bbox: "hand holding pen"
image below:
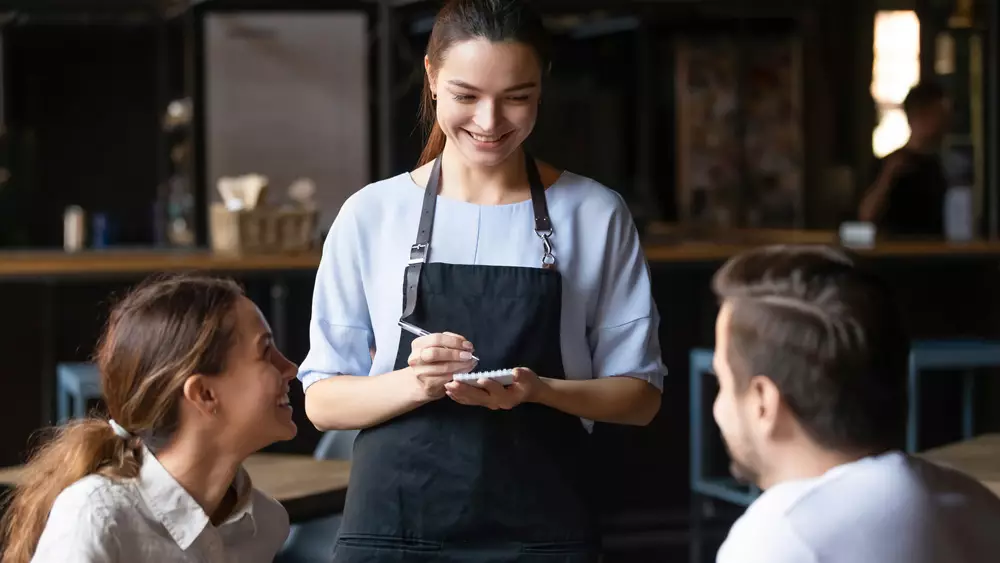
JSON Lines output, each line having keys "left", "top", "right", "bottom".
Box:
{"left": 399, "top": 320, "right": 479, "bottom": 401}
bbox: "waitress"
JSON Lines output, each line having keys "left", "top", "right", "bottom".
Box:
{"left": 298, "top": 0, "right": 665, "bottom": 560}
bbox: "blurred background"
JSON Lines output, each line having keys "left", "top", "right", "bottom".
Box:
{"left": 0, "top": 0, "right": 997, "bottom": 561}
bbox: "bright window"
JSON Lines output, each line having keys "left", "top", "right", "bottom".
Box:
{"left": 871, "top": 11, "right": 920, "bottom": 157}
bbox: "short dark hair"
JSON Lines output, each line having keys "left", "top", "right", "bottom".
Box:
{"left": 712, "top": 245, "right": 909, "bottom": 453}
{"left": 902, "top": 81, "right": 947, "bottom": 116}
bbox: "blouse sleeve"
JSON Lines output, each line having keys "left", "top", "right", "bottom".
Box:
{"left": 588, "top": 194, "right": 666, "bottom": 390}
{"left": 297, "top": 195, "right": 376, "bottom": 392}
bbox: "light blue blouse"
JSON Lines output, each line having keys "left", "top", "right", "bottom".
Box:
{"left": 298, "top": 170, "right": 666, "bottom": 428}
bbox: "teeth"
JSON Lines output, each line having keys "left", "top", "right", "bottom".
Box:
{"left": 469, "top": 132, "right": 504, "bottom": 143}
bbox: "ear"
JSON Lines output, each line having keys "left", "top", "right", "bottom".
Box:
{"left": 746, "top": 375, "right": 781, "bottom": 435}
{"left": 182, "top": 374, "right": 219, "bottom": 418}
{"left": 424, "top": 55, "right": 436, "bottom": 93}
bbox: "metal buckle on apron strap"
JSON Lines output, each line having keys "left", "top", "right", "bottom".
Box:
{"left": 409, "top": 242, "right": 428, "bottom": 265}
{"left": 536, "top": 229, "right": 556, "bottom": 269}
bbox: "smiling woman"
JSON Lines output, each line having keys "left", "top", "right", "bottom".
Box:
{"left": 0, "top": 275, "right": 298, "bottom": 563}
{"left": 298, "top": 0, "right": 667, "bottom": 561}
{"left": 416, "top": 0, "right": 551, "bottom": 169}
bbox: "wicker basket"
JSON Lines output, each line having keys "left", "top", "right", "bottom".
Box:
{"left": 209, "top": 202, "right": 318, "bottom": 254}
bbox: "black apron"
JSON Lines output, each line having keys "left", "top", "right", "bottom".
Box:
{"left": 333, "top": 152, "right": 598, "bottom": 562}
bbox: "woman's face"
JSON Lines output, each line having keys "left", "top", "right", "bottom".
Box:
{"left": 211, "top": 297, "right": 298, "bottom": 453}
{"left": 427, "top": 38, "right": 542, "bottom": 168}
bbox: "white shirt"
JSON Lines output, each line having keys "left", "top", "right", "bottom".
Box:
{"left": 31, "top": 446, "right": 289, "bottom": 563}
{"left": 297, "top": 171, "right": 667, "bottom": 430}
{"left": 716, "top": 451, "right": 1000, "bottom": 563}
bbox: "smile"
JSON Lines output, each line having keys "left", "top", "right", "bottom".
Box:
{"left": 465, "top": 130, "right": 511, "bottom": 144}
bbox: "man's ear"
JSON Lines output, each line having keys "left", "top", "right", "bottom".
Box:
{"left": 747, "top": 374, "right": 781, "bottom": 436}
{"left": 182, "top": 374, "right": 219, "bottom": 417}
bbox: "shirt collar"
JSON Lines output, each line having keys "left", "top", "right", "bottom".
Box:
{"left": 136, "top": 446, "right": 258, "bottom": 550}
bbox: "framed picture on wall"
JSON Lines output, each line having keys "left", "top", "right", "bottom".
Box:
{"left": 675, "top": 34, "right": 805, "bottom": 229}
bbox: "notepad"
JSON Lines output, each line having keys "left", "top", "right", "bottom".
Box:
{"left": 452, "top": 369, "right": 515, "bottom": 387}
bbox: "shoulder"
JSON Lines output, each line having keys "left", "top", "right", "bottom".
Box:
{"left": 34, "top": 475, "right": 134, "bottom": 556}
{"left": 718, "top": 488, "right": 818, "bottom": 563}
{"left": 331, "top": 173, "right": 417, "bottom": 226}
{"left": 549, "top": 170, "right": 634, "bottom": 228}
{"left": 249, "top": 488, "right": 290, "bottom": 542}
{"left": 49, "top": 474, "right": 135, "bottom": 524}
{"left": 323, "top": 173, "right": 418, "bottom": 247}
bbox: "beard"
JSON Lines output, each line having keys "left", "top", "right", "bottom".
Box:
{"left": 723, "top": 435, "right": 761, "bottom": 487}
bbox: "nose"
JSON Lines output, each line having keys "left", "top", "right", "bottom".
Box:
{"left": 473, "top": 99, "right": 499, "bottom": 132}
{"left": 274, "top": 348, "right": 298, "bottom": 381}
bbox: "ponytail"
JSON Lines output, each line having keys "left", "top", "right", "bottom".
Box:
{"left": 0, "top": 418, "right": 141, "bottom": 563}
{"left": 417, "top": 72, "right": 447, "bottom": 167}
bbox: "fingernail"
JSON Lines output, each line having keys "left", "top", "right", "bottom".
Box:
{"left": 459, "top": 351, "right": 472, "bottom": 360}
{"left": 463, "top": 341, "right": 474, "bottom": 350}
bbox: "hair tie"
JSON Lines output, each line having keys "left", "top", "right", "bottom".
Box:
{"left": 108, "top": 419, "right": 133, "bottom": 439}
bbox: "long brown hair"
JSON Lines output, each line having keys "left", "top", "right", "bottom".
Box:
{"left": 417, "top": 0, "right": 552, "bottom": 167}
{"left": 0, "top": 275, "right": 244, "bottom": 563}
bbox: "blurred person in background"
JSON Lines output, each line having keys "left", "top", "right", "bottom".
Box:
{"left": 858, "top": 81, "right": 952, "bottom": 237}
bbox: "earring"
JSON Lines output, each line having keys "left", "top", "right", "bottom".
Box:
{"left": 431, "top": 92, "right": 437, "bottom": 100}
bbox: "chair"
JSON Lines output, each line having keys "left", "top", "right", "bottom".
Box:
{"left": 56, "top": 362, "right": 102, "bottom": 423}
{"left": 906, "top": 339, "right": 1000, "bottom": 453}
{"left": 690, "top": 339, "right": 1000, "bottom": 507}
{"left": 276, "top": 429, "right": 358, "bottom": 563}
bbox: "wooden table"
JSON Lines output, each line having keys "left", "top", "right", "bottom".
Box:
{"left": 0, "top": 453, "right": 350, "bottom": 524}
{"left": 245, "top": 453, "right": 350, "bottom": 523}
{"left": 920, "top": 433, "right": 1000, "bottom": 497}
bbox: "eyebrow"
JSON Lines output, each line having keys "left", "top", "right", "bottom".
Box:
{"left": 446, "top": 79, "right": 538, "bottom": 92}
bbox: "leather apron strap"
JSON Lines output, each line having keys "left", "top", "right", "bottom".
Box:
{"left": 401, "top": 151, "right": 554, "bottom": 320}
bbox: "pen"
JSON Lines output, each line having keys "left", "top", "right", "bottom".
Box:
{"left": 398, "top": 320, "right": 479, "bottom": 362}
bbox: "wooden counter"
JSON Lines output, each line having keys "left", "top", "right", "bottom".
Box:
{"left": 0, "top": 249, "right": 322, "bottom": 278}
{"left": 642, "top": 239, "right": 1000, "bottom": 262}
{"left": 640, "top": 224, "right": 1000, "bottom": 262}
{"left": 4, "top": 238, "right": 1000, "bottom": 278}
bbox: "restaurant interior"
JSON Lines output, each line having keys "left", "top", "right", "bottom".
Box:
{"left": 0, "top": 0, "right": 998, "bottom": 561}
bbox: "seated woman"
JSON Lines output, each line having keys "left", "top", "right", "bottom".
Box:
{"left": 0, "top": 275, "right": 299, "bottom": 563}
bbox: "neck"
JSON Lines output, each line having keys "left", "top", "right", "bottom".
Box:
{"left": 438, "top": 143, "right": 529, "bottom": 205}
{"left": 757, "top": 441, "right": 883, "bottom": 490}
{"left": 154, "top": 434, "right": 243, "bottom": 525}
{"left": 906, "top": 134, "right": 938, "bottom": 154}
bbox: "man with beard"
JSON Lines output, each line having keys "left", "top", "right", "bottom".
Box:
{"left": 710, "top": 245, "right": 1000, "bottom": 563}
{"left": 858, "top": 81, "right": 951, "bottom": 237}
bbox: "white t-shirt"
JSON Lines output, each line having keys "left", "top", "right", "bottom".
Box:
{"left": 716, "top": 451, "right": 1000, "bottom": 563}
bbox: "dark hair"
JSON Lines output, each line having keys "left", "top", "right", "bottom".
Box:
{"left": 712, "top": 245, "right": 909, "bottom": 453}
{"left": 417, "top": 0, "right": 551, "bottom": 166}
{"left": 0, "top": 275, "right": 244, "bottom": 563}
{"left": 902, "top": 80, "right": 947, "bottom": 117}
